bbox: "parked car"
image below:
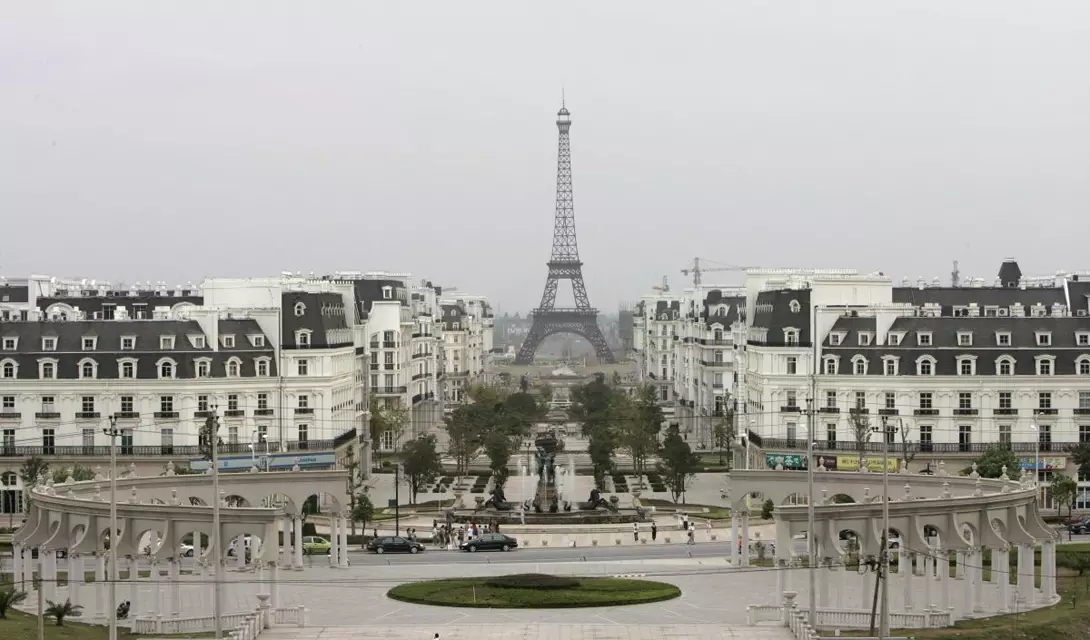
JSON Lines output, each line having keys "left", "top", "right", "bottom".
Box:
{"left": 460, "top": 533, "right": 518, "bottom": 552}
{"left": 367, "top": 536, "right": 425, "bottom": 554}
{"left": 179, "top": 543, "right": 195, "bottom": 557}
{"left": 1068, "top": 516, "right": 1090, "bottom": 535}
{"left": 302, "top": 536, "right": 332, "bottom": 555}
{"left": 227, "top": 535, "right": 253, "bottom": 557}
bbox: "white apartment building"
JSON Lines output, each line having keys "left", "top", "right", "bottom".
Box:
{"left": 438, "top": 294, "right": 494, "bottom": 407}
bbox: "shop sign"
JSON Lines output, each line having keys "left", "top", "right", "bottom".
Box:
{"left": 1016, "top": 456, "right": 1065, "bottom": 471}
{"left": 189, "top": 452, "right": 336, "bottom": 472}
{"left": 766, "top": 452, "right": 808, "bottom": 470}
{"left": 830, "top": 455, "right": 898, "bottom": 473}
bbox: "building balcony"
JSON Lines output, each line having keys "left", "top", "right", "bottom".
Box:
{"left": 699, "top": 339, "right": 732, "bottom": 346}
{"left": 780, "top": 406, "right": 802, "bottom": 413}
{"left": 819, "top": 407, "right": 840, "bottom": 414}
{"left": 194, "top": 410, "right": 212, "bottom": 419}
{"left": 369, "top": 342, "right": 380, "bottom": 349}
{"left": 412, "top": 352, "right": 429, "bottom": 360}
{"left": 878, "top": 408, "right": 899, "bottom": 416}
{"left": 994, "top": 408, "right": 1018, "bottom": 416}
{"left": 76, "top": 411, "right": 100, "bottom": 420}
{"left": 1074, "top": 408, "right": 1090, "bottom": 416}
{"left": 373, "top": 386, "right": 408, "bottom": 395}
{"left": 154, "top": 411, "right": 179, "bottom": 419}
{"left": 0, "top": 412, "right": 21, "bottom": 420}
{"left": 383, "top": 363, "right": 396, "bottom": 370}
{"left": 412, "top": 394, "right": 423, "bottom": 405}
{"left": 224, "top": 410, "right": 246, "bottom": 418}
{"left": 759, "top": 437, "right": 1055, "bottom": 455}
{"left": 953, "top": 408, "right": 979, "bottom": 416}
{"left": 35, "top": 412, "right": 61, "bottom": 420}
{"left": 412, "top": 372, "right": 428, "bottom": 381}
{"left": 113, "top": 412, "right": 140, "bottom": 420}
{"left": 1034, "top": 408, "right": 1058, "bottom": 416}
{"left": 382, "top": 341, "right": 397, "bottom": 348}
{"left": 254, "top": 409, "right": 275, "bottom": 416}
{"left": 849, "top": 408, "right": 869, "bottom": 415}
{"left": 700, "top": 360, "right": 729, "bottom": 367}
{"left": 914, "top": 409, "right": 938, "bottom": 416}
{"left": 294, "top": 408, "right": 314, "bottom": 415}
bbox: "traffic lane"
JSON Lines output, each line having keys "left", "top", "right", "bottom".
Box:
{"left": 345, "top": 541, "right": 738, "bottom": 565}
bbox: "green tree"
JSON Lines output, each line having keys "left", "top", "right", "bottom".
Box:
{"left": 966, "top": 446, "right": 1019, "bottom": 479}
{"left": 1051, "top": 472, "right": 1078, "bottom": 518}
{"left": 847, "top": 410, "right": 872, "bottom": 465}
{"left": 571, "top": 375, "right": 621, "bottom": 488}
{"left": 761, "top": 499, "right": 775, "bottom": 520}
{"left": 52, "top": 464, "right": 95, "bottom": 484}
{"left": 712, "top": 409, "right": 736, "bottom": 467}
{"left": 400, "top": 435, "right": 442, "bottom": 504}
{"left": 467, "top": 383, "right": 507, "bottom": 407}
{"left": 44, "top": 598, "right": 82, "bottom": 625}
{"left": 615, "top": 386, "right": 663, "bottom": 482}
{"left": 1069, "top": 443, "right": 1090, "bottom": 480}
{"left": 350, "top": 492, "right": 374, "bottom": 545}
{"left": 0, "top": 587, "right": 28, "bottom": 618}
{"left": 443, "top": 406, "right": 483, "bottom": 476}
{"left": 898, "top": 420, "right": 917, "bottom": 466}
{"left": 484, "top": 430, "right": 513, "bottom": 489}
{"left": 19, "top": 456, "right": 49, "bottom": 488}
{"left": 657, "top": 425, "right": 699, "bottom": 503}
{"left": 538, "top": 383, "right": 554, "bottom": 404}
{"left": 1057, "top": 552, "right": 1090, "bottom": 577}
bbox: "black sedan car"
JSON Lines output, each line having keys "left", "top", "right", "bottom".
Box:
{"left": 1068, "top": 516, "right": 1090, "bottom": 535}
{"left": 460, "top": 533, "right": 518, "bottom": 552}
{"left": 366, "top": 536, "right": 426, "bottom": 554}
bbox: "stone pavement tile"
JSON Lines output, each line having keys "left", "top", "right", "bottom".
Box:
{"left": 261, "top": 624, "right": 793, "bottom": 640}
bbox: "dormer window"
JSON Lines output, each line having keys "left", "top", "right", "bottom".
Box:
{"left": 39, "top": 359, "right": 57, "bottom": 379}
{"left": 78, "top": 358, "right": 97, "bottom": 379}
{"left": 858, "top": 332, "right": 873, "bottom": 346}
{"left": 119, "top": 358, "right": 136, "bottom": 379}
{"left": 917, "top": 332, "right": 932, "bottom": 346}
{"left": 121, "top": 336, "right": 135, "bottom": 350}
{"left": 382, "top": 286, "right": 392, "bottom": 300}
{"left": 159, "top": 336, "right": 175, "bottom": 350}
{"left": 255, "top": 357, "right": 270, "bottom": 376}
{"left": 195, "top": 358, "right": 211, "bottom": 378}
{"left": 882, "top": 356, "right": 899, "bottom": 376}
{"left": 42, "top": 337, "right": 57, "bottom": 351}
{"left": 296, "top": 329, "right": 312, "bottom": 347}
{"left": 829, "top": 333, "right": 844, "bottom": 346}
{"left": 1036, "top": 332, "right": 1052, "bottom": 347}
{"left": 957, "top": 332, "right": 973, "bottom": 347}
{"left": 452, "top": 322, "right": 460, "bottom": 330}
{"left": 251, "top": 335, "right": 266, "bottom": 347}
{"left": 294, "top": 302, "right": 306, "bottom": 317}
{"left": 1036, "top": 355, "right": 1056, "bottom": 376}
{"left": 0, "top": 359, "right": 16, "bottom": 378}
{"left": 1076, "top": 356, "right": 1090, "bottom": 376}
{"left": 996, "top": 355, "right": 1015, "bottom": 376}
{"left": 996, "top": 332, "right": 1011, "bottom": 346}
{"left": 789, "top": 299, "right": 801, "bottom": 313}
{"left": 222, "top": 335, "right": 236, "bottom": 348}
{"left": 887, "top": 333, "right": 903, "bottom": 346}
{"left": 1077, "top": 332, "right": 1090, "bottom": 347}
{"left": 157, "top": 358, "right": 176, "bottom": 379}
{"left": 851, "top": 355, "right": 868, "bottom": 375}
{"left": 957, "top": 355, "right": 977, "bottom": 376}
{"left": 783, "top": 328, "right": 799, "bottom": 346}
{"left": 1, "top": 337, "right": 16, "bottom": 351}
{"left": 226, "top": 357, "right": 241, "bottom": 377}
{"left": 82, "top": 337, "right": 97, "bottom": 351}
{"left": 192, "top": 335, "right": 206, "bottom": 349}
{"left": 822, "top": 356, "right": 839, "bottom": 375}
{"left": 916, "top": 355, "right": 936, "bottom": 376}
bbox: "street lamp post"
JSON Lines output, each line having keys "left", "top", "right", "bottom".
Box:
{"left": 103, "top": 416, "right": 121, "bottom": 640}
{"left": 1029, "top": 424, "right": 1040, "bottom": 497}
{"left": 806, "top": 397, "right": 816, "bottom": 627}
{"left": 878, "top": 416, "right": 891, "bottom": 639}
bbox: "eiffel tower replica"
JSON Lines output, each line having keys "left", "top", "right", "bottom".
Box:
{"left": 516, "top": 102, "right": 616, "bottom": 365}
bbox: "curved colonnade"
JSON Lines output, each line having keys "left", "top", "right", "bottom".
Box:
{"left": 10, "top": 463, "right": 350, "bottom": 631}
{"left": 729, "top": 461, "right": 1060, "bottom": 634}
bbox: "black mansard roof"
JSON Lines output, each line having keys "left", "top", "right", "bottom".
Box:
{"left": 0, "top": 284, "right": 29, "bottom": 303}
{"left": 651, "top": 300, "right": 680, "bottom": 319}
{"left": 350, "top": 279, "right": 408, "bottom": 319}
{"left": 38, "top": 292, "right": 204, "bottom": 317}
{"left": 0, "top": 319, "right": 276, "bottom": 379}
{"left": 891, "top": 286, "right": 1066, "bottom": 315}
{"left": 750, "top": 289, "right": 811, "bottom": 346}
{"left": 821, "top": 315, "right": 1090, "bottom": 376}
{"left": 440, "top": 304, "right": 465, "bottom": 331}
{"left": 281, "top": 292, "right": 350, "bottom": 349}
{"left": 701, "top": 290, "right": 745, "bottom": 325}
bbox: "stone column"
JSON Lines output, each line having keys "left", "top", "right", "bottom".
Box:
{"left": 95, "top": 552, "right": 106, "bottom": 623}
{"left": 1043, "top": 540, "right": 1056, "bottom": 601}
{"left": 147, "top": 561, "right": 158, "bottom": 617}
{"left": 270, "top": 562, "right": 280, "bottom": 610}
{"left": 955, "top": 551, "right": 965, "bottom": 580}
{"left": 170, "top": 559, "right": 180, "bottom": 618}
{"left": 21, "top": 546, "right": 32, "bottom": 587}
{"left": 817, "top": 559, "right": 830, "bottom": 608}
{"left": 194, "top": 530, "right": 201, "bottom": 559}
{"left": 862, "top": 563, "right": 872, "bottom": 609}
{"left": 938, "top": 548, "right": 951, "bottom": 617}
{"left": 42, "top": 550, "right": 54, "bottom": 602}
{"left": 338, "top": 516, "right": 350, "bottom": 568}
{"left": 775, "top": 558, "right": 785, "bottom": 596}
{"left": 328, "top": 518, "right": 339, "bottom": 568}
{"left": 740, "top": 513, "right": 750, "bottom": 568}
{"left": 13, "top": 544, "right": 23, "bottom": 590}
{"left": 292, "top": 517, "right": 304, "bottom": 570}
{"left": 973, "top": 548, "right": 985, "bottom": 613}
{"left": 997, "top": 547, "right": 1011, "bottom": 613}
{"left": 236, "top": 537, "right": 246, "bottom": 569}
{"left": 129, "top": 556, "right": 140, "bottom": 614}
{"left": 962, "top": 549, "right": 974, "bottom": 616}
{"left": 923, "top": 552, "right": 933, "bottom": 611}
{"left": 903, "top": 552, "right": 914, "bottom": 610}
{"left": 1016, "top": 544, "right": 1031, "bottom": 606}
{"left": 68, "top": 553, "right": 81, "bottom": 608}
{"left": 730, "top": 513, "right": 739, "bottom": 566}
{"left": 834, "top": 559, "right": 844, "bottom": 610}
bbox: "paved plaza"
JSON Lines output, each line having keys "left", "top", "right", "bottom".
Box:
{"left": 262, "top": 623, "right": 793, "bottom": 640}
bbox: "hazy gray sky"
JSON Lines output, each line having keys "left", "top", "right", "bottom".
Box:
{"left": 3, "top": 1, "right": 1088, "bottom": 312}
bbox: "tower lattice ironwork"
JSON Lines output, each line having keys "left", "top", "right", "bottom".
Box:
{"left": 516, "top": 103, "right": 616, "bottom": 365}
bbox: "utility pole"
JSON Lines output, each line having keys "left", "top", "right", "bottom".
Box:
{"left": 394, "top": 463, "right": 402, "bottom": 536}
{"left": 878, "top": 416, "right": 891, "bottom": 638}
{"left": 103, "top": 416, "right": 120, "bottom": 640}
{"left": 37, "top": 568, "right": 43, "bottom": 640}
{"left": 203, "top": 409, "right": 224, "bottom": 639}
{"left": 805, "top": 397, "right": 816, "bottom": 628}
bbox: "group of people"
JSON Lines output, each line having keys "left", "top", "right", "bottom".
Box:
{"left": 630, "top": 517, "right": 700, "bottom": 544}
{"left": 430, "top": 519, "right": 499, "bottom": 548}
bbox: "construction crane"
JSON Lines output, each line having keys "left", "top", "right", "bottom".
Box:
{"left": 651, "top": 276, "right": 670, "bottom": 293}
{"left": 681, "top": 257, "right": 753, "bottom": 287}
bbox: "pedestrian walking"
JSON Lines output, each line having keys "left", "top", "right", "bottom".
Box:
{"left": 687, "top": 523, "right": 695, "bottom": 545}
{"left": 633, "top": 522, "right": 639, "bottom": 542}
{"left": 651, "top": 522, "right": 658, "bottom": 541}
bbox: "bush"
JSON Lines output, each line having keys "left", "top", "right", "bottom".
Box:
{"left": 484, "top": 574, "right": 581, "bottom": 590}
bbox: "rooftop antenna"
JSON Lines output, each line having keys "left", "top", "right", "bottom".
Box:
{"left": 951, "top": 260, "right": 960, "bottom": 288}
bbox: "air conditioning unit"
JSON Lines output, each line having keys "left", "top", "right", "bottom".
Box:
{"left": 1078, "top": 310, "right": 1088, "bottom": 317}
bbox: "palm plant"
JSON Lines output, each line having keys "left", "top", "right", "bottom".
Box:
{"left": 0, "top": 587, "right": 28, "bottom": 618}
{"left": 44, "top": 598, "right": 83, "bottom": 625}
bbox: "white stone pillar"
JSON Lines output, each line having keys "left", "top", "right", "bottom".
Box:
{"left": 903, "top": 552, "right": 914, "bottom": 610}
{"left": 13, "top": 544, "right": 23, "bottom": 590}
{"left": 997, "top": 548, "right": 1010, "bottom": 613}
{"left": 68, "top": 553, "right": 81, "bottom": 608}
{"left": 834, "top": 559, "right": 844, "bottom": 610}
{"left": 270, "top": 563, "right": 280, "bottom": 610}
{"left": 170, "top": 559, "right": 180, "bottom": 618}
{"left": 328, "top": 518, "right": 339, "bottom": 568}
{"left": 923, "top": 552, "right": 933, "bottom": 611}
{"left": 973, "top": 548, "right": 985, "bottom": 613}
{"left": 1016, "top": 544, "right": 1030, "bottom": 605}
{"left": 43, "top": 550, "right": 54, "bottom": 602}
{"left": 292, "top": 517, "right": 304, "bottom": 570}
{"left": 338, "top": 517, "right": 349, "bottom": 568}
{"left": 1048, "top": 540, "right": 1058, "bottom": 600}
{"left": 962, "top": 549, "right": 974, "bottom": 616}
{"left": 775, "top": 558, "right": 785, "bottom": 596}
{"left": 236, "top": 537, "right": 246, "bottom": 569}
{"left": 955, "top": 551, "right": 965, "bottom": 580}
{"left": 730, "top": 513, "right": 739, "bottom": 566}
{"left": 129, "top": 556, "right": 140, "bottom": 614}
{"left": 147, "top": 561, "right": 158, "bottom": 616}
{"left": 194, "top": 530, "right": 201, "bottom": 559}
{"left": 95, "top": 552, "right": 106, "bottom": 623}
{"left": 818, "top": 559, "right": 829, "bottom": 608}
{"left": 21, "top": 546, "right": 32, "bottom": 587}
{"left": 938, "top": 548, "right": 951, "bottom": 617}
{"left": 740, "top": 513, "right": 750, "bottom": 568}
{"left": 861, "top": 563, "right": 872, "bottom": 609}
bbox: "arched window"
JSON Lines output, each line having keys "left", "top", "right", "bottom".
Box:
{"left": 39, "top": 360, "right": 56, "bottom": 379}
{"left": 80, "top": 360, "right": 96, "bottom": 379}
{"left": 1036, "top": 355, "right": 1056, "bottom": 376}
{"left": 1077, "top": 356, "right": 1090, "bottom": 375}
{"left": 789, "top": 299, "right": 801, "bottom": 313}
{"left": 916, "top": 356, "right": 936, "bottom": 376}
{"left": 158, "top": 359, "right": 176, "bottom": 379}
{"left": 256, "top": 358, "right": 270, "bottom": 377}
{"left": 0, "top": 359, "right": 15, "bottom": 379}
{"left": 119, "top": 360, "right": 136, "bottom": 379}
{"left": 1, "top": 471, "right": 16, "bottom": 487}
{"left": 851, "top": 355, "right": 868, "bottom": 375}
{"left": 956, "top": 356, "right": 976, "bottom": 376}
{"left": 823, "top": 356, "right": 838, "bottom": 375}
{"left": 294, "top": 302, "right": 306, "bottom": 317}
{"left": 227, "top": 358, "right": 241, "bottom": 377}
{"left": 996, "top": 356, "right": 1015, "bottom": 376}
{"left": 881, "top": 356, "right": 898, "bottom": 376}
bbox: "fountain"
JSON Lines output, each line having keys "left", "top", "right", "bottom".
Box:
{"left": 449, "top": 431, "right": 647, "bottom": 524}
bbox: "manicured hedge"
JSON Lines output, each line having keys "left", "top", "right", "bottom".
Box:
{"left": 388, "top": 575, "right": 680, "bottom": 608}
{"left": 484, "top": 574, "right": 580, "bottom": 590}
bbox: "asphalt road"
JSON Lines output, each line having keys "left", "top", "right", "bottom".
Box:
{"left": 347, "top": 540, "right": 735, "bottom": 565}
